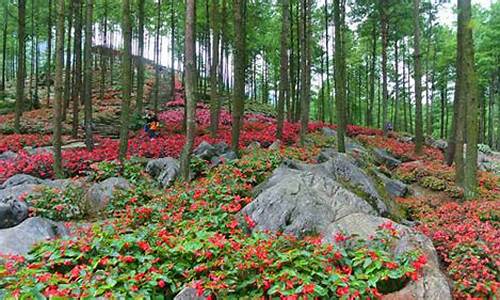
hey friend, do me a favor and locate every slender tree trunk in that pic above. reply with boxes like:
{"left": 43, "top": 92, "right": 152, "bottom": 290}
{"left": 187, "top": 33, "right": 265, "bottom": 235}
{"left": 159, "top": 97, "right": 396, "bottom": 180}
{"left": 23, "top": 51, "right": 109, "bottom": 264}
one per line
{"left": 71, "top": 0, "right": 82, "bottom": 138}
{"left": 299, "top": 0, "right": 311, "bottom": 146}
{"left": 461, "top": 0, "right": 479, "bottom": 199}
{"left": 83, "top": 0, "right": 94, "bottom": 150}
{"left": 118, "top": 0, "right": 132, "bottom": 162}
{"left": 15, "top": 0, "right": 26, "bottom": 133}
{"left": 180, "top": 0, "right": 197, "bottom": 180}
{"left": 231, "top": 0, "right": 246, "bottom": 154}
{"left": 288, "top": 0, "right": 295, "bottom": 122}
{"left": 402, "top": 41, "right": 408, "bottom": 132}
{"left": 136, "top": 0, "right": 145, "bottom": 114}
{"left": 0, "top": 5, "right": 7, "bottom": 98}
{"left": 62, "top": 0, "right": 73, "bottom": 121}
{"left": 324, "top": 0, "right": 331, "bottom": 124}
{"left": 153, "top": 0, "right": 161, "bottom": 114}
{"left": 380, "top": 0, "right": 389, "bottom": 133}
{"left": 487, "top": 77, "right": 494, "bottom": 147}
{"left": 53, "top": 0, "right": 65, "bottom": 178}
{"left": 334, "top": 0, "right": 346, "bottom": 152}
{"left": 170, "top": 0, "right": 176, "bottom": 100}
{"left": 34, "top": 4, "right": 40, "bottom": 108}
{"left": 99, "top": 0, "right": 108, "bottom": 108}
{"left": 28, "top": 0, "right": 34, "bottom": 109}
{"left": 368, "top": 22, "right": 376, "bottom": 128}
{"left": 440, "top": 78, "right": 446, "bottom": 139}
{"left": 394, "top": 38, "right": 399, "bottom": 131}
{"left": 47, "top": 0, "right": 53, "bottom": 106}
{"left": 209, "top": 0, "right": 220, "bottom": 137}
{"left": 413, "top": 0, "right": 423, "bottom": 155}
{"left": 277, "top": 0, "right": 290, "bottom": 140}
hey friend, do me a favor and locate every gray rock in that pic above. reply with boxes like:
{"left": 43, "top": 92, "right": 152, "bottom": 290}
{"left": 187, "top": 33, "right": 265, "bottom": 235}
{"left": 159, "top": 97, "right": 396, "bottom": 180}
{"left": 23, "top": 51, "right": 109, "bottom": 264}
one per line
{"left": 321, "top": 127, "right": 337, "bottom": 137}
{"left": 24, "top": 146, "right": 52, "bottom": 155}
{"left": 1, "top": 174, "right": 46, "bottom": 189}
{"left": 376, "top": 172, "right": 408, "bottom": 198}
{"left": 241, "top": 168, "right": 377, "bottom": 237}
{"left": 399, "top": 136, "right": 414, "bottom": 143}
{"left": 211, "top": 151, "right": 238, "bottom": 167}
{"left": 193, "top": 141, "right": 217, "bottom": 160}
{"left": 0, "top": 199, "right": 29, "bottom": 229}
{"left": 0, "top": 217, "right": 68, "bottom": 256}
{"left": 246, "top": 141, "right": 261, "bottom": 150}
{"left": 146, "top": 157, "right": 180, "bottom": 187}
{"left": 85, "top": 177, "right": 131, "bottom": 212}
{"left": 213, "top": 142, "right": 230, "bottom": 156}
{"left": 0, "top": 150, "right": 17, "bottom": 161}
{"left": 269, "top": 140, "right": 282, "bottom": 151}
{"left": 174, "top": 287, "right": 208, "bottom": 300}
{"left": 325, "top": 214, "right": 451, "bottom": 300}
{"left": 431, "top": 139, "right": 448, "bottom": 151}
{"left": 373, "top": 148, "right": 402, "bottom": 169}
{"left": 317, "top": 148, "right": 337, "bottom": 163}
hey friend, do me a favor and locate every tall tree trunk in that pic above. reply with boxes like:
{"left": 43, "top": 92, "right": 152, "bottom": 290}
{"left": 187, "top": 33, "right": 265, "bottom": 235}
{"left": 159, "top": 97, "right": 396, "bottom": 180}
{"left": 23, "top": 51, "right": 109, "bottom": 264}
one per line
{"left": 53, "top": 0, "right": 65, "bottom": 178}
{"left": 231, "top": 0, "right": 246, "bottom": 154}
{"left": 209, "top": 0, "right": 220, "bottom": 137}
{"left": 413, "top": 0, "right": 423, "bottom": 155}
{"left": 299, "top": 0, "right": 311, "bottom": 146}
{"left": 461, "top": 0, "right": 479, "bottom": 199}
{"left": 83, "top": 0, "right": 93, "bottom": 150}
{"left": 136, "top": 0, "right": 145, "bottom": 114}
{"left": 62, "top": 0, "right": 73, "bottom": 121}
{"left": 334, "top": 0, "right": 346, "bottom": 152}
{"left": 440, "top": 77, "right": 447, "bottom": 139}
{"left": 99, "top": 0, "right": 108, "bottom": 108}
{"left": 153, "top": 0, "right": 161, "bottom": 114}
{"left": 0, "top": 5, "right": 7, "bottom": 98}
{"left": 402, "top": 40, "right": 408, "bottom": 132}
{"left": 487, "top": 76, "right": 494, "bottom": 147}
{"left": 368, "top": 22, "right": 376, "bottom": 127}
{"left": 15, "top": 0, "right": 26, "bottom": 133}
{"left": 34, "top": 2, "right": 40, "bottom": 108}
{"left": 72, "top": 0, "right": 82, "bottom": 138}
{"left": 180, "top": 0, "right": 197, "bottom": 180}
{"left": 170, "top": 0, "right": 176, "bottom": 100}
{"left": 47, "top": 0, "right": 52, "bottom": 106}
{"left": 118, "top": 0, "right": 132, "bottom": 162}
{"left": 324, "top": 0, "right": 331, "bottom": 124}
{"left": 393, "top": 38, "right": 399, "bottom": 131}
{"left": 288, "top": 0, "right": 295, "bottom": 122}
{"left": 380, "top": 0, "right": 389, "bottom": 133}
{"left": 277, "top": 0, "right": 290, "bottom": 140}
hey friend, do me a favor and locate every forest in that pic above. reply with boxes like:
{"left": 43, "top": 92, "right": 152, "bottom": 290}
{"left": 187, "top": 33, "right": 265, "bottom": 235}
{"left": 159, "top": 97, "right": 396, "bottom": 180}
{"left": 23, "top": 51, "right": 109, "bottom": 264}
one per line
{"left": 0, "top": 0, "right": 498, "bottom": 299}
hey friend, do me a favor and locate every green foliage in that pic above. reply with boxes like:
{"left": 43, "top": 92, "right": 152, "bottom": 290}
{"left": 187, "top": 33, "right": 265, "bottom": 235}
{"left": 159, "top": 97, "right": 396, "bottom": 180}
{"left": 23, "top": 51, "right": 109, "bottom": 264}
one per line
{"left": 28, "top": 185, "right": 87, "bottom": 221}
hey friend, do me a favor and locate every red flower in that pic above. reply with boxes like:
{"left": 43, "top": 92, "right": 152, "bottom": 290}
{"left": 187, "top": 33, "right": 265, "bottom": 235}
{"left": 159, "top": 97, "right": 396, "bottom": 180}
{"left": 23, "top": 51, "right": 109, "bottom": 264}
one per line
{"left": 158, "top": 280, "right": 166, "bottom": 288}
{"left": 336, "top": 286, "right": 350, "bottom": 297}
{"left": 303, "top": 283, "right": 315, "bottom": 294}
{"left": 244, "top": 214, "right": 256, "bottom": 229}
{"left": 137, "top": 241, "right": 151, "bottom": 252}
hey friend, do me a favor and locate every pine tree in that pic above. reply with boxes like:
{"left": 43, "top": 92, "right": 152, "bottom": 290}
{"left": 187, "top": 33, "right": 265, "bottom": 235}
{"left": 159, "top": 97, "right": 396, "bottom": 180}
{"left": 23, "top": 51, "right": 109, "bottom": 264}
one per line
{"left": 231, "top": 0, "right": 246, "bottom": 154}
{"left": 83, "top": 0, "right": 93, "bottom": 150}
{"left": 413, "top": 0, "right": 423, "bottom": 155}
{"left": 53, "top": 0, "right": 65, "bottom": 178}
{"left": 334, "top": 0, "right": 346, "bottom": 152}
{"left": 118, "top": 0, "right": 132, "bottom": 163}
{"left": 179, "top": 0, "right": 197, "bottom": 181}
{"left": 209, "top": 0, "right": 220, "bottom": 138}
{"left": 277, "top": 0, "right": 290, "bottom": 141}
{"left": 15, "top": 0, "right": 26, "bottom": 133}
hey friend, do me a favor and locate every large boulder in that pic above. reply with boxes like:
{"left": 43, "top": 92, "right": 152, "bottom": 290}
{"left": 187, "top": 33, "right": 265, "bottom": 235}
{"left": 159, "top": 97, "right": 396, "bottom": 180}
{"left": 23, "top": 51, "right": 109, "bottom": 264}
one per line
{"left": 210, "top": 151, "right": 237, "bottom": 167}
{"left": 174, "top": 287, "right": 208, "bottom": 300}
{"left": 376, "top": 172, "right": 408, "bottom": 198}
{"left": 324, "top": 214, "right": 452, "bottom": 300}
{"left": 0, "top": 217, "right": 68, "bottom": 256}
{"left": 373, "top": 148, "right": 402, "bottom": 169}
{"left": 0, "top": 150, "right": 17, "bottom": 161}
{"left": 431, "top": 139, "right": 448, "bottom": 152}
{"left": 0, "top": 184, "right": 41, "bottom": 228}
{"left": 321, "top": 127, "right": 337, "bottom": 137}
{"left": 242, "top": 166, "right": 377, "bottom": 237}
{"left": 146, "top": 157, "right": 180, "bottom": 187}
{"left": 193, "top": 141, "right": 217, "bottom": 160}
{"left": 85, "top": 177, "right": 131, "bottom": 212}
{"left": 0, "top": 174, "right": 46, "bottom": 189}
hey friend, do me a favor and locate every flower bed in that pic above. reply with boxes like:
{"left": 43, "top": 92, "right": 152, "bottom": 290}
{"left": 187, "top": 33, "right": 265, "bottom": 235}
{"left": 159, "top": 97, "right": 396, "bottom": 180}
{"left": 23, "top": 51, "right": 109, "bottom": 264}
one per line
{"left": 397, "top": 196, "right": 499, "bottom": 299}
{"left": 1, "top": 147, "right": 427, "bottom": 299}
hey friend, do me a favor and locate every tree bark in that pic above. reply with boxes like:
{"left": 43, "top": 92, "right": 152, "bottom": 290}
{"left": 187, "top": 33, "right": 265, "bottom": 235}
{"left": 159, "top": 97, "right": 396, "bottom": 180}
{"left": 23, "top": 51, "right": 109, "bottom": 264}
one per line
{"left": 0, "top": 5, "right": 7, "bottom": 98}
{"left": 47, "top": 0, "right": 52, "bottom": 107}
{"left": 277, "top": 0, "right": 290, "bottom": 140}
{"left": 62, "top": 0, "right": 73, "bottom": 121}
{"left": 15, "top": 0, "right": 26, "bottom": 133}
{"left": 136, "top": 0, "right": 145, "bottom": 114}
{"left": 380, "top": 0, "right": 389, "bottom": 134}
{"left": 299, "top": 0, "right": 311, "bottom": 147}
{"left": 209, "top": 0, "right": 220, "bottom": 138}
{"left": 368, "top": 22, "right": 376, "bottom": 128}
{"left": 153, "top": 0, "right": 161, "bottom": 114}
{"left": 413, "top": 0, "right": 424, "bottom": 155}
{"left": 461, "top": 0, "right": 479, "bottom": 199}
{"left": 231, "top": 0, "right": 246, "bottom": 154}
{"left": 53, "top": 0, "right": 65, "bottom": 178}
{"left": 71, "top": 0, "right": 82, "bottom": 138}
{"left": 118, "top": 0, "right": 132, "bottom": 163}
{"left": 180, "top": 0, "right": 197, "bottom": 181}
{"left": 83, "top": 0, "right": 93, "bottom": 150}
{"left": 334, "top": 0, "right": 347, "bottom": 152}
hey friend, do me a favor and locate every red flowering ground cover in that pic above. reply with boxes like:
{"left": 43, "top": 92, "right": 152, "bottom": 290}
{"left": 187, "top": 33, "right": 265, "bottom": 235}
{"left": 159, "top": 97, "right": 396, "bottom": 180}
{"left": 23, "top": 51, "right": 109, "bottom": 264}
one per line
{"left": 0, "top": 134, "right": 57, "bottom": 153}
{"left": 0, "top": 146, "right": 427, "bottom": 299}
{"left": 397, "top": 195, "right": 499, "bottom": 299}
